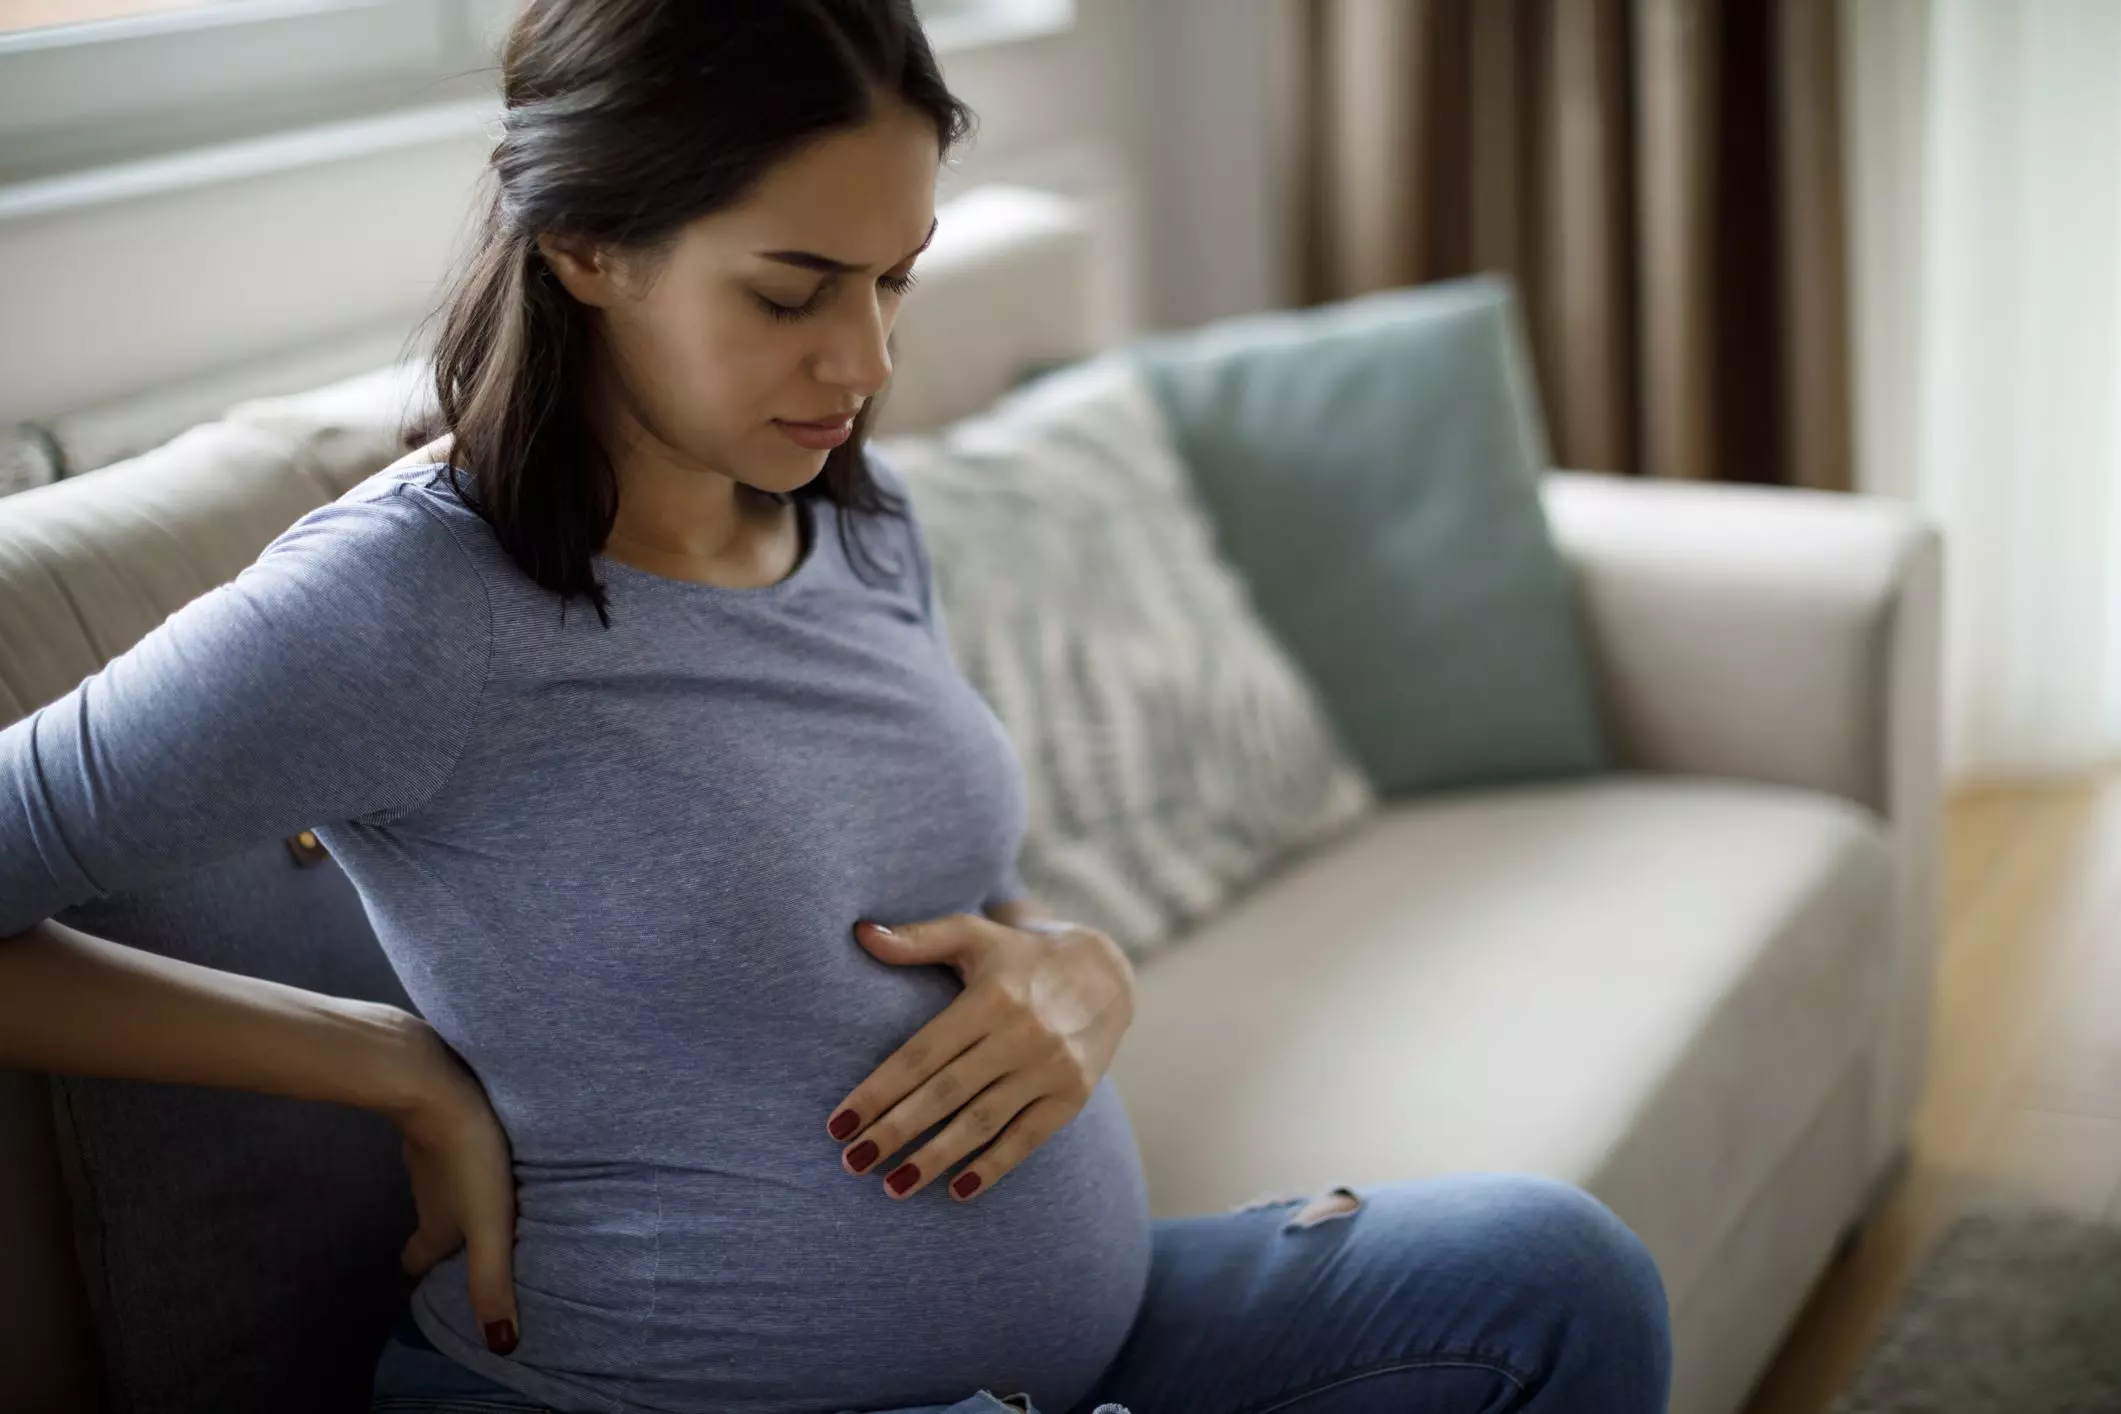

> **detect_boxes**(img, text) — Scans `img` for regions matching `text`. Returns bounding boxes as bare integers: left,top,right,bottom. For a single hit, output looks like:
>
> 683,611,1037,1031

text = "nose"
812,293,894,400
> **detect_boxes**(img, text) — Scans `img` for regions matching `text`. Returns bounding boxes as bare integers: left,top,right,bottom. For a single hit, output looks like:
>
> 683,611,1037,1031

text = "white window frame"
916,0,1072,53
0,0,513,183
0,0,1071,188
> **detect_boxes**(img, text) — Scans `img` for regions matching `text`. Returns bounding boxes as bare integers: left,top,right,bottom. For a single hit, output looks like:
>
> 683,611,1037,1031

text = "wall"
0,0,1287,433
1124,0,1294,335
1841,0,1933,502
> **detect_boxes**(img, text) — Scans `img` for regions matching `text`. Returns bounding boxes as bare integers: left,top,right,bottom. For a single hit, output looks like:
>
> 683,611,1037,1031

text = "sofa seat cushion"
1108,776,1890,1317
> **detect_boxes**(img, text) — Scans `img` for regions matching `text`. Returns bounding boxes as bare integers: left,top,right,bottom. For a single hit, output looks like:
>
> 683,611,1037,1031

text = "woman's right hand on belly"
390,1019,522,1355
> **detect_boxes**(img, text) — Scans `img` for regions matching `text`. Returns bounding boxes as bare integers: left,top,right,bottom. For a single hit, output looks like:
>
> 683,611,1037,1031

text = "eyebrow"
756,216,939,275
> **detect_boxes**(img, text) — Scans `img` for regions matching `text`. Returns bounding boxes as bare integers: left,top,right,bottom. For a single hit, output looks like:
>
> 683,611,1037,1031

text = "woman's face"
544,100,942,494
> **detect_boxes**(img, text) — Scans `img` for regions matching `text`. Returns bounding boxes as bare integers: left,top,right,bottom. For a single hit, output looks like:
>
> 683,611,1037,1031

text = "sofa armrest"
1542,471,1940,818
1542,470,1943,1177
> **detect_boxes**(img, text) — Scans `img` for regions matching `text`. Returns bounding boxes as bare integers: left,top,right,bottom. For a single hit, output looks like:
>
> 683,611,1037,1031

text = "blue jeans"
371,1174,1672,1414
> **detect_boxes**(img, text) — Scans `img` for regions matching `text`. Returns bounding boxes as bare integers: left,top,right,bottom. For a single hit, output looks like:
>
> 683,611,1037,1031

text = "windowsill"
0,97,496,223
0,0,1074,227
922,0,1074,55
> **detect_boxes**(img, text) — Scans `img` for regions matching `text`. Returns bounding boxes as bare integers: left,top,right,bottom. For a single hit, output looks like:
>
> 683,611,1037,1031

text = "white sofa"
1115,471,1939,1414
0,185,1940,1414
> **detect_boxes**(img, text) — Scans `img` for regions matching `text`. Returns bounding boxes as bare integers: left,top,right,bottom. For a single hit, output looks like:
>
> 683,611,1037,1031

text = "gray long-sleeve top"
0,458,1152,1414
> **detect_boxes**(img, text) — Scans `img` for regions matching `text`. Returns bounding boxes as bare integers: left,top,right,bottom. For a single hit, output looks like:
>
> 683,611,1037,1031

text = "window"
915,0,1072,52
0,0,1071,189
2,0,240,35
0,0,514,185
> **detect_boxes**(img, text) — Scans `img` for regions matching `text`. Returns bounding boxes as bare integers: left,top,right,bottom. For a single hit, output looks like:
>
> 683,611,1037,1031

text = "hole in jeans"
1284,1186,1362,1230
1226,1185,1364,1228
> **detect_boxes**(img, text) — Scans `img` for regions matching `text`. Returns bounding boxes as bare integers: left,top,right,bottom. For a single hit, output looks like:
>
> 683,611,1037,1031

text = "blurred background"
3,0,2115,784
3,3,2121,1412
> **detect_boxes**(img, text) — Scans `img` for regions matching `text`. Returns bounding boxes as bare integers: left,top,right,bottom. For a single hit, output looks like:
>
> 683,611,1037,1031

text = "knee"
1290,1176,1671,1409
1475,1176,1673,1401
1488,1177,1668,1310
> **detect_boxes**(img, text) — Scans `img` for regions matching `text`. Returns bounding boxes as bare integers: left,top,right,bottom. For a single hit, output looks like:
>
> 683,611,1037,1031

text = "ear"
537,231,622,309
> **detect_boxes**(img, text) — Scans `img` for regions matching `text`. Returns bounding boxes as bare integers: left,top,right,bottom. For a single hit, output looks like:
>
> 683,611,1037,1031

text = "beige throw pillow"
877,357,1374,960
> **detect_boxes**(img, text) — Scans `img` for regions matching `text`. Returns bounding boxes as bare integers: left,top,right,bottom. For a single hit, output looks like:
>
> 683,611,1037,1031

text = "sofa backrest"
0,421,351,1413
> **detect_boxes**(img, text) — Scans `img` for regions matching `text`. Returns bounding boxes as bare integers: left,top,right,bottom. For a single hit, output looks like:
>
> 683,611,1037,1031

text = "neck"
596,384,798,588
606,427,755,563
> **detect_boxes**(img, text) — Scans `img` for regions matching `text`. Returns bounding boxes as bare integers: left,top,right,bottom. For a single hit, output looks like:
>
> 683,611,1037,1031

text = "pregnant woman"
0,3,1671,1412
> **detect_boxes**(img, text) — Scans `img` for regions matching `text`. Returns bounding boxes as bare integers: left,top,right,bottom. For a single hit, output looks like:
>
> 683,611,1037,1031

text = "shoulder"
235,460,497,652
258,459,493,587
98,459,496,746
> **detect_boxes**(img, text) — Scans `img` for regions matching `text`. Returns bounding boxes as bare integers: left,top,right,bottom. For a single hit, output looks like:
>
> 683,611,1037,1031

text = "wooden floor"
1745,776,2121,1414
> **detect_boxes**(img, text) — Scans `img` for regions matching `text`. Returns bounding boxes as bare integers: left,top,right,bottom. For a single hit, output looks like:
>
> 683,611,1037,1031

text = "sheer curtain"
1849,0,2121,782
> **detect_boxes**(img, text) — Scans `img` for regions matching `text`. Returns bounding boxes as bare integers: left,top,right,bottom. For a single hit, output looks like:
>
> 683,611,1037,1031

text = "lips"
773,415,857,451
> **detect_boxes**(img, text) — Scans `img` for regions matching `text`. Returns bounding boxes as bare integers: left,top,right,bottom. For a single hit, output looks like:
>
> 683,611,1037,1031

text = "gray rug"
1835,1208,2121,1413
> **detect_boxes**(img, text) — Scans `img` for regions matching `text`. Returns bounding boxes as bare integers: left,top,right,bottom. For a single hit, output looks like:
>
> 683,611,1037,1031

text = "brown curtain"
1289,0,1850,489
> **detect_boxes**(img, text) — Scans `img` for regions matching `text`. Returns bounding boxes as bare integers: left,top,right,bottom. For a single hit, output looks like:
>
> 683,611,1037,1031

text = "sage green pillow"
1128,275,1607,795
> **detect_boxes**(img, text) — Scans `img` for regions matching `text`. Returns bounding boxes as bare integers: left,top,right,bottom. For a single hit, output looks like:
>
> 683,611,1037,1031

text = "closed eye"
755,270,921,324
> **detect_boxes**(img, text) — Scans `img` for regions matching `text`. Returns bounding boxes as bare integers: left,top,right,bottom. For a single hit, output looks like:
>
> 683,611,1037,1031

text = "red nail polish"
829,1109,860,1140
484,1318,518,1356
951,1172,982,1199
886,1162,920,1195
846,1139,879,1173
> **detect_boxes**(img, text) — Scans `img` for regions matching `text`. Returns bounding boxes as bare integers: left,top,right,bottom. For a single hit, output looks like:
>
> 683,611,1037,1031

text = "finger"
848,1035,1014,1187
397,1140,459,1276
826,985,992,1148
400,1214,461,1276
945,1095,1078,1201
852,913,996,975
463,1192,520,1356
886,1071,1044,1200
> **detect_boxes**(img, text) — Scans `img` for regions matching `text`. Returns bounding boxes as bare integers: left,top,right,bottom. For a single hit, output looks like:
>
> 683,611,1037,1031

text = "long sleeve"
0,480,495,936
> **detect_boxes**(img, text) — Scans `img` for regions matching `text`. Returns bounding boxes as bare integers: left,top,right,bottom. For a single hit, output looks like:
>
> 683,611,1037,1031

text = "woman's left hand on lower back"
828,912,1136,1201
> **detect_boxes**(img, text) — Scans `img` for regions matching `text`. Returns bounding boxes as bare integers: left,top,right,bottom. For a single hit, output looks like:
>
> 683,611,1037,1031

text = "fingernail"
861,921,894,937
845,1139,879,1173
886,1163,920,1195
484,1318,518,1356
951,1172,982,1199
829,1109,861,1140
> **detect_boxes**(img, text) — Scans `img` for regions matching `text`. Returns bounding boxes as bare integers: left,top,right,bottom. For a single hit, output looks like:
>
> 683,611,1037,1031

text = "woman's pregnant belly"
414,1076,1152,1414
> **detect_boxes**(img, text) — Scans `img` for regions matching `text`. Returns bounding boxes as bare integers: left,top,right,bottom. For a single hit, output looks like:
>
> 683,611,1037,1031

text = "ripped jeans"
371,1173,1673,1414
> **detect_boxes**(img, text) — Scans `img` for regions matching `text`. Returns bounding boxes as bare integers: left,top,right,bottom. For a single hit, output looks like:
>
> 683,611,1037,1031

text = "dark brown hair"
419,0,974,624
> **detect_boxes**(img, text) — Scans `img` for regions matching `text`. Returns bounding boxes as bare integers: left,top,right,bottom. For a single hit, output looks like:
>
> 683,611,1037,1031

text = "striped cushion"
877,357,1374,960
